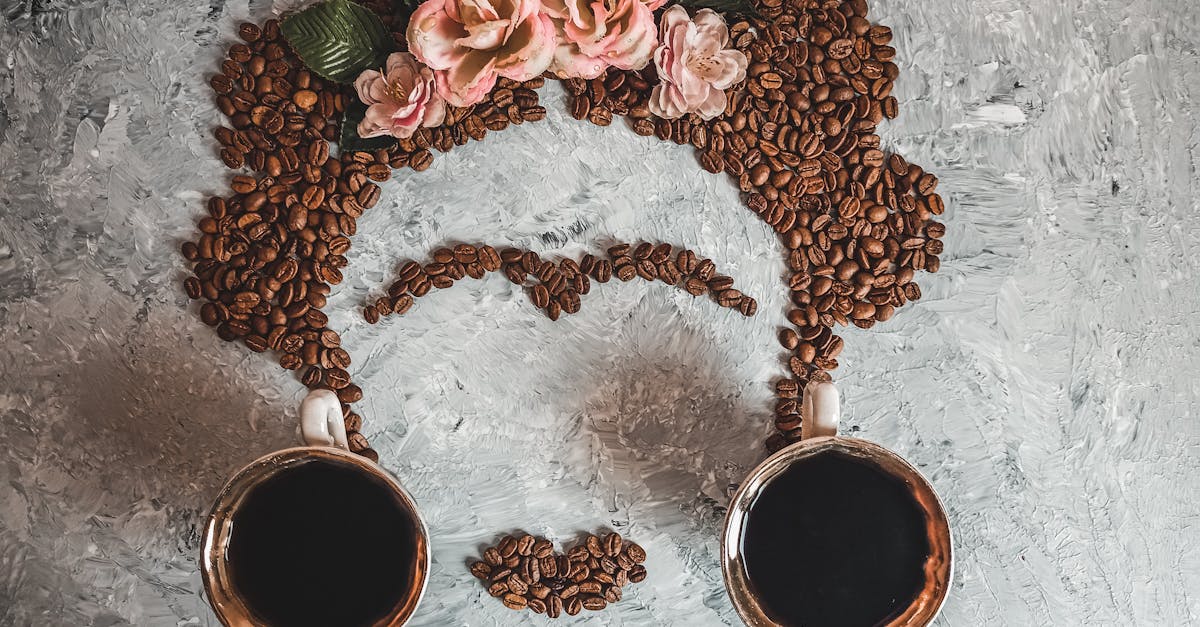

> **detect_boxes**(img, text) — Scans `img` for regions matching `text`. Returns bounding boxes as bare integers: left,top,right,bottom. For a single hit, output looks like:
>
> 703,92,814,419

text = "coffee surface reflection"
742,452,931,627
226,459,418,627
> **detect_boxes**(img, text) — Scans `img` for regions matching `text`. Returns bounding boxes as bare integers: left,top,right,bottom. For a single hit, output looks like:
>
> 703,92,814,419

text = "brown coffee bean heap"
471,532,648,617
364,242,758,323
563,0,946,450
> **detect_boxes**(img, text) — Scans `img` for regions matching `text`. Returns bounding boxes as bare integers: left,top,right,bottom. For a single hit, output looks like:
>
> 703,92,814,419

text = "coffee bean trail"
363,243,759,323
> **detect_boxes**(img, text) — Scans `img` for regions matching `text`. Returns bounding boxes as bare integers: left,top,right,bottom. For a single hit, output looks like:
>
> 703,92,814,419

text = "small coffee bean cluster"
470,532,648,617
364,242,758,323
564,0,946,450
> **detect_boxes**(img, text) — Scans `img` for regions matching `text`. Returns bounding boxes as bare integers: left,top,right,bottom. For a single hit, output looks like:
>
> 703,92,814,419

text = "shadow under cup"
202,447,429,627
722,437,952,627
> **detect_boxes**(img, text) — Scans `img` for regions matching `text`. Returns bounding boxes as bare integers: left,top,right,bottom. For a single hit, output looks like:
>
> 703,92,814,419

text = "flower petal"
691,9,730,47
422,96,447,127
354,69,385,105
495,11,555,78
695,84,727,119
408,0,469,70
458,19,510,50
706,51,748,89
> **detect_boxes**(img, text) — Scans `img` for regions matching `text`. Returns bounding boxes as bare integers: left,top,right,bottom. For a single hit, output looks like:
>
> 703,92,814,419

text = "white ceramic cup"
721,382,954,626
201,390,430,626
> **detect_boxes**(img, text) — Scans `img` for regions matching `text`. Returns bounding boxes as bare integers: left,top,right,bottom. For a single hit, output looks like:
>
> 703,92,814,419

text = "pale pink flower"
354,52,446,139
541,0,660,79
407,0,556,107
649,6,748,120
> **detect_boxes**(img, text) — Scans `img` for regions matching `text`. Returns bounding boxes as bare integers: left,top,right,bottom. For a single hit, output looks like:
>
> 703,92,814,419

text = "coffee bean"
759,72,783,89
559,290,581,314
502,593,528,610
776,379,800,399
603,533,622,557
323,368,351,389
220,148,245,169
471,561,491,579
531,284,550,308
676,250,697,273
635,259,657,280
683,277,707,296
478,245,501,271
183,277,202,299
336,383,363,404
607,244,630,258
717,289,743,308
615,263,636,282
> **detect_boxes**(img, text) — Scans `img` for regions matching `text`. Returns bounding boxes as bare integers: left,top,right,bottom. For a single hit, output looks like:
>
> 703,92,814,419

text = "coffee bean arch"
185,0,946,461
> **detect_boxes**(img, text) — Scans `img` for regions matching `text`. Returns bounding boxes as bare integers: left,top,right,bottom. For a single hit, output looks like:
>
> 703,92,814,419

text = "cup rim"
201,446,431,627
721,436,953,627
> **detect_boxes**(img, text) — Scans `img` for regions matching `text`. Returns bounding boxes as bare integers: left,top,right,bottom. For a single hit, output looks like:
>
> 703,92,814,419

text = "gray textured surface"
1,0,1199,624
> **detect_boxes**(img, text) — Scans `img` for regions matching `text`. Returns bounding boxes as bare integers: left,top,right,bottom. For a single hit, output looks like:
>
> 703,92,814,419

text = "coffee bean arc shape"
184,0,944,459
365,243,759,325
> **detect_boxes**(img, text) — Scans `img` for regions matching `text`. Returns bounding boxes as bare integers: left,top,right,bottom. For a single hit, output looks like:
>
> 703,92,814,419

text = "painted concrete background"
0,0,1197,624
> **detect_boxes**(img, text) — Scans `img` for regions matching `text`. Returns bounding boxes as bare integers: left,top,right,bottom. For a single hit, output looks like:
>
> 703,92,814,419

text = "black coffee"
226,459,418,627
742,452,930,627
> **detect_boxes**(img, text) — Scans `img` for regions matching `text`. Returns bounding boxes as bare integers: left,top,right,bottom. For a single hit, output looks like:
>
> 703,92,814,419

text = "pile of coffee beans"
470,532,648,617
563,0,945,450
364,242,758,323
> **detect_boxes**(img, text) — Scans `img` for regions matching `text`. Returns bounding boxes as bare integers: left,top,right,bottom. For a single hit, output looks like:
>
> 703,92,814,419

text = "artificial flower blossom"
541,0,664,80
354,52,447,139
408,0,556,107
649,6,748,120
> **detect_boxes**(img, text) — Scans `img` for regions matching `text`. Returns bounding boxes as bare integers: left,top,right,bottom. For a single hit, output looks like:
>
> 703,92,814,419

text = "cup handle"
801,381,840,439
299,389,349,450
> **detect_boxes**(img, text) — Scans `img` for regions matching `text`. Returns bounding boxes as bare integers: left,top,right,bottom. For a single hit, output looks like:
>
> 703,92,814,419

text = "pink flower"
649,6,748,120
407,0,556,107
542,0,659,79
354,52,447,139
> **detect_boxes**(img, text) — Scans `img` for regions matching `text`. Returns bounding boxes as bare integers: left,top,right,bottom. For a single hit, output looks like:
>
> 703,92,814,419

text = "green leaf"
673,0,759,18
282,0,396,84
339,98,398,153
